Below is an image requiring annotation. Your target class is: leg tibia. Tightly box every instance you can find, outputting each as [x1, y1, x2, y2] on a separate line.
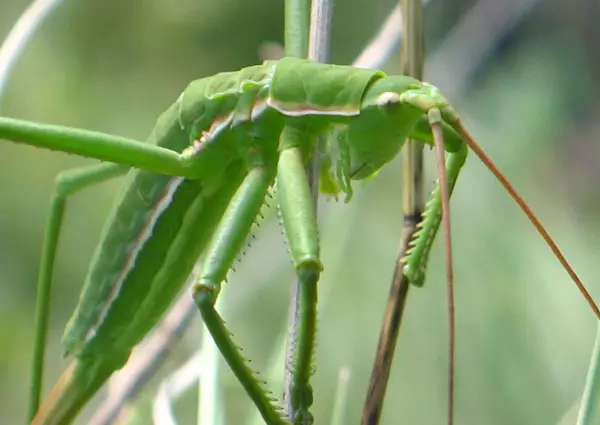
[197, 164, 274, 290]
[194, 291, 289, 425]
[193, 163, 287, 424]
[277, 145, 322, 425]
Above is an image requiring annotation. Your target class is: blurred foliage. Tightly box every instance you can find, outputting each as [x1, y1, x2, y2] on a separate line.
[1, 0, 600, 424]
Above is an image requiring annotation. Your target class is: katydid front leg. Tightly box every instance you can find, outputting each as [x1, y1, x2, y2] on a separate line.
[403, 137, 468, 286]
[277, 126, 323, 425]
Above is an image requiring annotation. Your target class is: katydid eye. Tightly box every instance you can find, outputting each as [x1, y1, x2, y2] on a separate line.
[377, 92, 401, 107]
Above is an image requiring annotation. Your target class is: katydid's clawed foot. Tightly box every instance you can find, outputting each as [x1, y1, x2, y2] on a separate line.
[287, 265, 320, 425]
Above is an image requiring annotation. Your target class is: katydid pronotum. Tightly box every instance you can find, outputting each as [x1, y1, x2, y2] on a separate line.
[2, 56, 599, 425]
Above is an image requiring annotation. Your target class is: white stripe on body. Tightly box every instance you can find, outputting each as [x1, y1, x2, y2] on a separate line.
[83, 176, 185, 344]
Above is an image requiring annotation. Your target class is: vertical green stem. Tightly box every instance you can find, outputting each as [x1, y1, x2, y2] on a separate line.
[401, 0, 425, 223]
[285, 0, 310, 58]
[401, 0, 425, 244]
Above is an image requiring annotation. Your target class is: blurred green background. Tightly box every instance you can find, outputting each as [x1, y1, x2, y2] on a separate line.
[1, 0, 600, 424]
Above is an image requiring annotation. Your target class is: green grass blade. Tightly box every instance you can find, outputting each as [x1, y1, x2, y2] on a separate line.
[576, 323, 600, 425]
[0, 0, 65, 96]
[329, 368, 350, 425]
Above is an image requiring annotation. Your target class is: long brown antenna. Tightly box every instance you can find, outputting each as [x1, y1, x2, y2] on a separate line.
[431, 117, 456, 425]
[455, 120, 600, 320]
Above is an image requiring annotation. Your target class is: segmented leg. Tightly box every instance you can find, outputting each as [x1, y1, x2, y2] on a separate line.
[403, 139, 467, 425]
[277, 126, 323, 425]
[192, 155, 288, 425]
[0, 117, 191, 177]
[29, 163, 129, 421]
[402, 144, 468, 286]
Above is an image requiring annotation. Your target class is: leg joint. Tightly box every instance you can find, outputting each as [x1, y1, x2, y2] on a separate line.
[295, 255, 323, 277]
[192, 281, 220, 307]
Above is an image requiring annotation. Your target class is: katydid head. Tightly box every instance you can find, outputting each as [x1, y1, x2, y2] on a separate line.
[346, 77, 455, 179]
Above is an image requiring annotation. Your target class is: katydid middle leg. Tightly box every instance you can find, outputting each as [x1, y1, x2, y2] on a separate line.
[193, 125, 323, 425]
[192, 150, 287, 425]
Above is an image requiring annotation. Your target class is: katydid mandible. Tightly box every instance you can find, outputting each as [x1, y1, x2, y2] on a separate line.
[1, 57, 597, 425]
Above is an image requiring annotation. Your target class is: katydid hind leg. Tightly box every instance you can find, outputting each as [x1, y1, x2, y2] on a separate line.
[0, 117, 193, 178]
[29, 163, 129, 422]
[192, 159, 289, 425]
[277, 141, 322, 425]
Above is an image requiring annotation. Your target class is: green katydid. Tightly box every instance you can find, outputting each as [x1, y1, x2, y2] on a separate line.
[1, 57, 599, 425]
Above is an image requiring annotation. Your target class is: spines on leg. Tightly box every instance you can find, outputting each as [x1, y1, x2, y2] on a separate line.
[61, 66, 272, 358]
[194, 296, 290, 425]
[403, 145, 468, 286]
[276, 126, 324, 425]
[193, 146, 290, 424]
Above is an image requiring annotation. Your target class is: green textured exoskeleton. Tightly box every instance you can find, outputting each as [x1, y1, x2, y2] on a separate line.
[13, 58, 469, 425]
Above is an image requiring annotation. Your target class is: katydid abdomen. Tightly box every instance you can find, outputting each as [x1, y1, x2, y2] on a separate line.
[33, 167, 248, 425]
